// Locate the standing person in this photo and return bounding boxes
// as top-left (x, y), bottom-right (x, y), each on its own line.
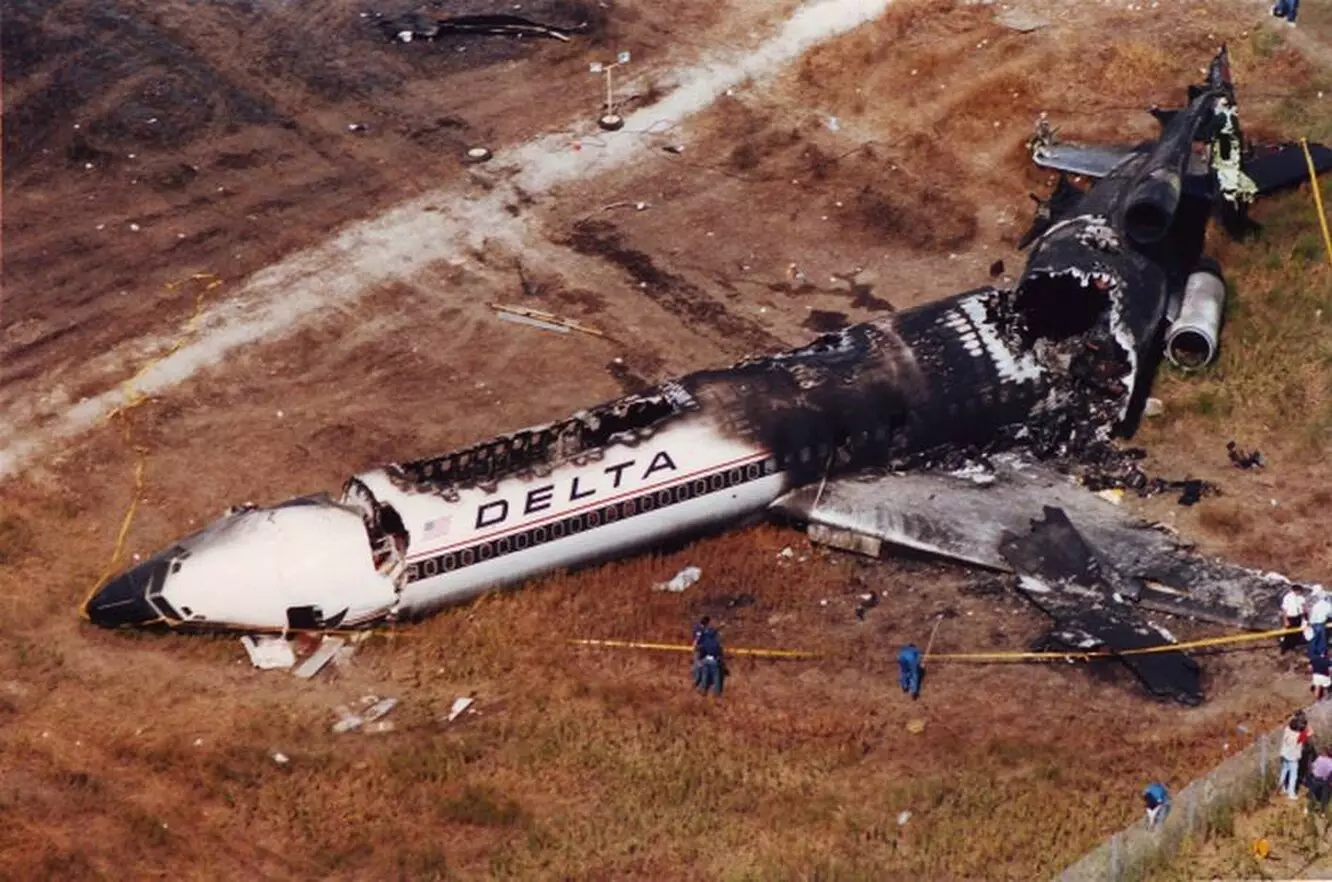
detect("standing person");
top-left (1271, 0), bottom-right (1299, 24)
top-left (1311, 589), bottom-right (1331, 659)
top-left (1282, 585), bottom-right (1307, 653)
top-left (1310, 594), bottom-right (1332, 663)
top-left (695, 621), bottom-right (725, 697)
top-left (1280, 713), bottom-right (1311, 800)
top-left (691, 616), bottom-right (711, 690)
top-left (1143, 782), bottom-right (1170, 830)
top-left (897, 644), bottom-right (923, 700)
top-left (1310, 751), bottom-right (1332, 814)
top-left (1313, 653), bottom-right (1332, 702)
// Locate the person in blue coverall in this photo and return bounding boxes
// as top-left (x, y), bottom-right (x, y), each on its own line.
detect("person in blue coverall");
top-left (694, 621), bottom-right (725, 696)
top-left (1143, 782), bottom-right (1170, 829)
top-left (897, 644), bottom-right (923, 699)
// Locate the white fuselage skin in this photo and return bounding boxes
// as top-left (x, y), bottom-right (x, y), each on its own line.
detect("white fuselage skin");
top-left (369, 417), bottom-right (785, 618)
top-left (151, 415), bottom-right (788, 631)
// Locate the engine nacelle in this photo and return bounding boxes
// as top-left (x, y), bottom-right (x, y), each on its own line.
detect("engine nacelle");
top-left (1165, 261), bottom-right (1226, 369)
top-left (1123, 166), bottom-right (1182, 245)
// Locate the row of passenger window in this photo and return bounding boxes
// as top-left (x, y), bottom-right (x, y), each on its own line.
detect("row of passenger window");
top-left (406, 457), bottom-right (780, 582)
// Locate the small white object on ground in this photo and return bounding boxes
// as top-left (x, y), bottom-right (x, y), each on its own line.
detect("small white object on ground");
top-left (446, 696), bottom-right (475, 723)
top-left (362, 697), bottom-right (398, 723)
top-left (897, 810), bottom-right (912, 826)
top-left (654, 565), bottom-right (701, 592)
top-left (293, 636), bottom-right (346, 680)
top-left (240, 635), bottom-right (296, 670)
top-left (1144, 397), bottom-right (1165, 418)
top-left (332, 708), bottom-right (364, 734)
top-left (272, 752), bottom-right (290, 765)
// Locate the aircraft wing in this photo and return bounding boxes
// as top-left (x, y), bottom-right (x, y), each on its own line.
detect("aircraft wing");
top-left (770, 453), bottom-right (1295, 703)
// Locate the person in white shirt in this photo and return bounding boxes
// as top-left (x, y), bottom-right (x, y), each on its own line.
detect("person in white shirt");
top-left (1282, 585), bottom-right (1308, 653)
top-left (1310, 588), bottom-right (1332, 659)
top-left (1280, 713), bottom-right (1311, 799)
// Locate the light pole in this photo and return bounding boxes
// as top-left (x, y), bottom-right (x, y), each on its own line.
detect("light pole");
top-left (590, 51), bottom-right (631, 131)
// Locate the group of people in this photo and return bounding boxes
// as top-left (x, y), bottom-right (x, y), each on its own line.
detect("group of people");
top-left (1141, 710), bottom-right (1332, 831)
top-left (686, 622), bottom-right (927, 700)
top-left (1280, 584), bottom-right (1332, 700)
top-left (1279, 710), bottom-right (1332, 812)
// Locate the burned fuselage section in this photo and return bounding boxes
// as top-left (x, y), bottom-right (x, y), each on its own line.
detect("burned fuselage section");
top-left (83, 267), bottom-right (1150, 633)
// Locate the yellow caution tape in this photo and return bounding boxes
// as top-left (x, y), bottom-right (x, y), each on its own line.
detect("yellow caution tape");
top-left (80, 274), bottom-right (221, 621)
top-left (901, 626), bottom-right (1302, 662)
top-left (1300, 137), bottom-right (1332, 269)
top-left (572, 627), bottom-right (1305, 664)
top-left (570, 638), bottom-right (820, 659)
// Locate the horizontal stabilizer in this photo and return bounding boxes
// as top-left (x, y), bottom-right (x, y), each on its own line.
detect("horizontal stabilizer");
top-left (1243, 142), bottom-right (1332, 194)
top-left (1032, 144), bottom-right (1137, 178)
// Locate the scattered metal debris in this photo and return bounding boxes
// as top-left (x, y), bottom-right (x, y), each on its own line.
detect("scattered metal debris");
top-left (995, 9), bottom-right (1050, 32)
top-left (332, 695), bottom-right (399, 734)
top-left (240, 635), bottom-right (295, 670)
top-left (293, 636), bottom-right (346, 680)
top-left (489, 302), bottom-right (605, 337)
top-left (363, 697), bottom-right (398, 723)
top-left (381, 13), bottom-right (578, 44)
top-left (654, 565), bottom-right (701, 593)
top-left (445, 696), bottom-right (475, 723)
top-left (1227, 440), bottom-right (1263, 469)
top-left (331, 708), bottom-right (364, 734)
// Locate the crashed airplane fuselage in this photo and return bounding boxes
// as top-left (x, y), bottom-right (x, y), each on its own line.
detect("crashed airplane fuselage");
top-left (85, 51), bottom-right (1309, 668)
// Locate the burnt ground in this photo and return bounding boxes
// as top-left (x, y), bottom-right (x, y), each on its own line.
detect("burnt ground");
top-left (3, 0), bottom-right (1332, 877)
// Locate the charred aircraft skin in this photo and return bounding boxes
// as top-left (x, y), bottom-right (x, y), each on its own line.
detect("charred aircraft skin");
top-left (85, 50), bottom-right (1320, 687)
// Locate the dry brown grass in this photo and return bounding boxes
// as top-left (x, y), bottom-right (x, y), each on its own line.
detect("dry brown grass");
top-left (0, 492), bottom-right (1311, 879)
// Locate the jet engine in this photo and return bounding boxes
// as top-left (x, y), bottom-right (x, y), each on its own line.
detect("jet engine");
top-left (1164, 260), bottom-right (1226, 369)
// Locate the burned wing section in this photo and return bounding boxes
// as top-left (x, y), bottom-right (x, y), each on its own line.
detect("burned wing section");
top-left (1000, 507), bottom-right (1202, 706)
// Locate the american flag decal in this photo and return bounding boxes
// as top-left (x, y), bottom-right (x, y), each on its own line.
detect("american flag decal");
top-left (422, 517), bottom-right (451, 540)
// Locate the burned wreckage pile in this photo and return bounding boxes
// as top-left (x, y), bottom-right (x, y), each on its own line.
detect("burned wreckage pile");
top-left (85, 50), bottom-right (1332, 706)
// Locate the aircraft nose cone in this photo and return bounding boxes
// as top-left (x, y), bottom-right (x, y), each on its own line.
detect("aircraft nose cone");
top-left (84, 559), bottom-right (167, 627)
